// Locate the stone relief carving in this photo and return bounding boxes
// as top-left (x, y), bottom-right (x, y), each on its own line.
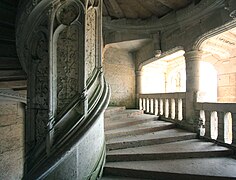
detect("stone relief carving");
top-left (56, 2), bottom-right (80, 25)
top-left (85, 7), bottom-right (96, 80)
top-left (31, 31), bottom-right (49, 144)
top-left (57, 25), bottom-right (80, 113)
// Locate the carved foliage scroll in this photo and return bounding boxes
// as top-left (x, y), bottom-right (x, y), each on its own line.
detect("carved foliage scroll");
top-left (31, 31), bottom-right (49, 144)
top-left (57, 25), bottom-right (80, 113)
top-left (85, 7), bottom-right (96, 80)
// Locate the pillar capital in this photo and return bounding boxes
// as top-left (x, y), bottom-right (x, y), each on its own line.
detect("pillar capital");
top-left (184, 50), bottom-right (203, 61)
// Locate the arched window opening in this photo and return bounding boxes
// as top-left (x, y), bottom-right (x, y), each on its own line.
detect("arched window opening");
top-left (160, 99), bottom-right (163, 115)
top-left (165, 99), bottom-right (169, 118)
top-left (150, 99), bottom-right (154, 114)
top-left (199, 27), bottom-right (236, 103)
top-left (142, 98), bottom-right (146, 111)
top-left (178, 99), bottom-right (183, 121)
top-left (224, 112), bottom-right (233, 144)
top-left (141, 49), bottom-right (186, 94)
top-left (199, 110), bottom-right (206, 136)
top-left (146, 98), bottom-right (150, 113)
top-left (211, 111), bottom-right (218, 140)
top-left (155, 99), bottom-right (159, 115)
top-left (171, 99), bottom-right (175, 119)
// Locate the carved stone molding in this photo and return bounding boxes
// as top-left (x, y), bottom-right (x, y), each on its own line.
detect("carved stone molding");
top-left (138, 46), bottom-right (184, 71)
top-left (193, 19), bottom-right (236, 50)
top-left (0, 90), bottom-right (26, 103)
top-left (87, 0), bottom-right (99, 7)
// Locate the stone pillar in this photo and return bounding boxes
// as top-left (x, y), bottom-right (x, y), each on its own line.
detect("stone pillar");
top-left (184, 50), bottom-right (202, 131)
top-left (136, 70), bottom-right (143, 108)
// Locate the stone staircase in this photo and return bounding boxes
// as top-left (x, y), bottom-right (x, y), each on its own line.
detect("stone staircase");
top-left (102, 107), bottom-right (236, 180)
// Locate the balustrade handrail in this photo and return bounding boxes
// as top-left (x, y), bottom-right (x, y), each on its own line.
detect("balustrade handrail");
top-left (139, 92), bottom-right (186, 122)
top-left (195, 102), bottom-right (236, 113)
top-left (139, 92), bottom-right (186, 99)
top-left (195, 101), bottom-right (236, 147)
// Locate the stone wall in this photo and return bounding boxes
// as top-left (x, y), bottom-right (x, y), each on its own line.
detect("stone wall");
top-left (0, 101), bottom-right (25, 180)
top-left (103, 47), bottom-right (135, 108)
top-left (46, 114), bottom-right (105, 180)
top-left (216, 57), bottom-right (236, 102)
top-left (218, 73), bottom-right (236, 102)
top-left (135, 42), bottom-right (154, 69)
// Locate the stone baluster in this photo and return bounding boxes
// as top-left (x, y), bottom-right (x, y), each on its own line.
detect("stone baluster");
top-left (204, 111), bottom-right (211, 139)
top-left (217, 111), bottom-right (225, 142)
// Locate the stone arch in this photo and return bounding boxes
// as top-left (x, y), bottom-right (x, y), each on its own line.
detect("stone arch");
top-left (193, 20), bottom-right (236, 51)
top-left (139, 47), bottom-right (186, 93)
top-left (193, 19), bottom-right (236, 103)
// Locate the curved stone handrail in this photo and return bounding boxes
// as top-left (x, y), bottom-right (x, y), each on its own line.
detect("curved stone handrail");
top-left (24, 69), bottom-right (110, 179)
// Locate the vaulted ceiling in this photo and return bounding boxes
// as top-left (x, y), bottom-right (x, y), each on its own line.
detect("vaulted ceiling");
top-left (0, 0), bottom-right (197, 90)
top-left (103, 0), bottom-right (194, 19)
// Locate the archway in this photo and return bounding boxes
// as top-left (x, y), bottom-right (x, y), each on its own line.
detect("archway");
top-left (198, 27), bottom-right (236, 103)
top-left (141, 49), bottom-right (186, 94)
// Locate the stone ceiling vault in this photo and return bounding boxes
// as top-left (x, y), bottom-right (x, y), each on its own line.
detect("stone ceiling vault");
top-left (103, 0), bottom-right (194, 19)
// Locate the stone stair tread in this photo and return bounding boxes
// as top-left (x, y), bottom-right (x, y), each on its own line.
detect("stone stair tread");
top-left (107, 139), bottom-right (232, 155)
top-left (105, 120), bottom-right (173, 135)
top-left (105, 116), bottom-right (157, 131)
top-left (104, 157), bottom-right (236, 178)
top-left (106, 106), bottom-right (126, 111)
top-left (105, 109), bottom-right (143, 119)
top-left (105, 114), bottom-right (157, 125)
top-left (105, 107), bottom-right (126, 116)
top-left (107, 128), bottom-right (196, 144)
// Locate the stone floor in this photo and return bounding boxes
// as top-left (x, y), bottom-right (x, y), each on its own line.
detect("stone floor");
top-left (102, 107), bottom-right (236, 180)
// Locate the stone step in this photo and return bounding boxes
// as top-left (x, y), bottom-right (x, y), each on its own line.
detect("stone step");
top-left (106, 139), bottom-right (233, 162)
top-left (105, 114), bottom-right (158, 131)
top-left (105, 106), bottom-right (126, 117)
top-left (106, 129), bottom-right (197, 150)
top-left (104, 157), bottom-right (236, 180)
top-left (105, 109), bottom-right (144, 121)
top-left (105, 121), bottom-right (175, 140)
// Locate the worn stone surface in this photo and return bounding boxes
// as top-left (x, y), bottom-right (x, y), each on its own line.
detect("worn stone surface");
top-left (47, 115), bottom-right (105, 180)
top-left (103, 47), bottom-right (135, 108)
top-left (0, 101), bottom-right (24, 180)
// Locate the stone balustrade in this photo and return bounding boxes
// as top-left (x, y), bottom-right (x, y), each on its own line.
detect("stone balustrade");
top-left (139, 93), bottom-right (236, 148)
top-left (195, 102), bottom-right (236, 147)
top-left (139, 92), bottom-right (186, 122)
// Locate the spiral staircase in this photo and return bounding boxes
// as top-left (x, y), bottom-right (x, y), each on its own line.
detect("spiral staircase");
top-left (1, 0), bottom-right (236, 179)
top-left (102, 107), bottom-right (236, 180)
